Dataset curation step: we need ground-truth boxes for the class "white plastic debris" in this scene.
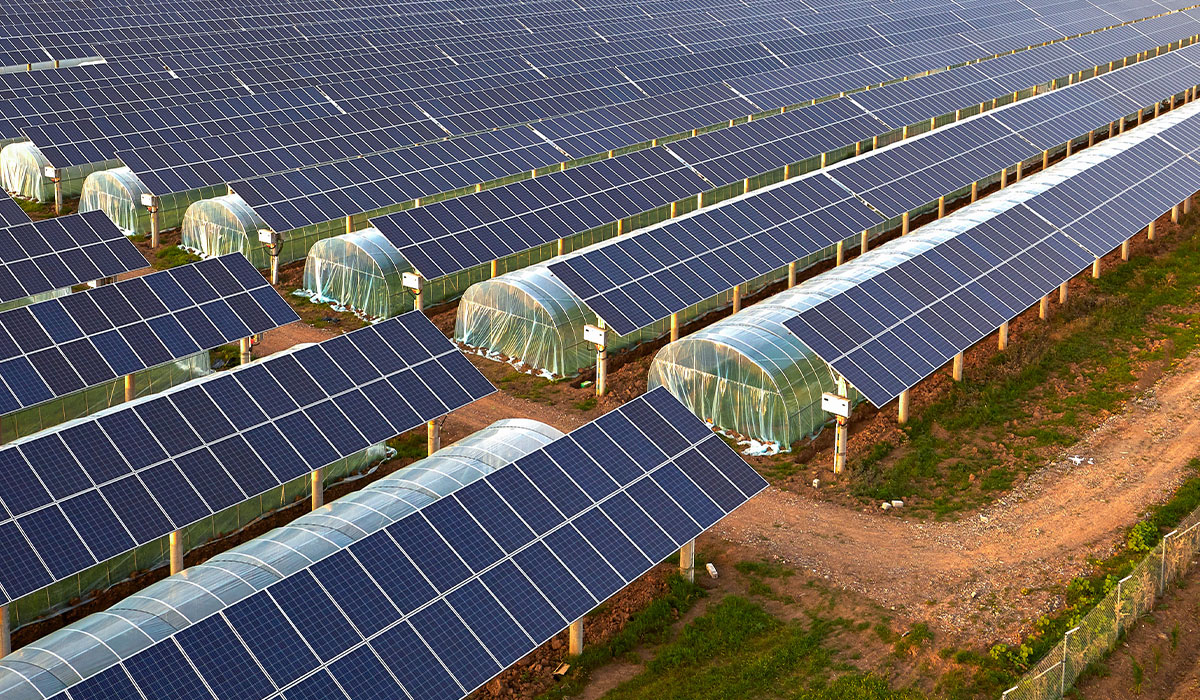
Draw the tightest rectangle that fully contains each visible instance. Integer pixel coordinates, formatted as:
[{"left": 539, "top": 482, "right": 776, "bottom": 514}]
[
  {"left": 706, "top": 562, "right": 719, "bottom": 579},
  {"left": 881, "top": 502, "right": 891, "bottom": 511},
  {"left": 739, "top": 439, "right": 780, "bottom": 456},
  {"left": 812, "top": 478, "right": 820, "bottom": 489},
  {"left": 891, "top": 500, "right": 904, "bottom": 508}
]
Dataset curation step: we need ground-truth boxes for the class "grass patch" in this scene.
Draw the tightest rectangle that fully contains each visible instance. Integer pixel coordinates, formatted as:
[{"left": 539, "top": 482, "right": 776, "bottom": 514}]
[
  {"left": 208, "top": 344, "right": 241, "bottom": 371},
  {"left": 536, "top": 575, "right": 703, "bottom": 700},
  {"left": 153, "top": 245, "right": 200, "bottom": 269},
  {"left": 386, "top": 430, "right": 427, "bottom": 460}
]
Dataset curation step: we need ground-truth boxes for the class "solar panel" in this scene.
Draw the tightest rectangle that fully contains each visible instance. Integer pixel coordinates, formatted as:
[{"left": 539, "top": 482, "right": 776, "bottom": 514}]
[
  {"left": 0, "top": 311, "right": 495, "bottom": 606},
  {"left": 548, "top": 173, "right": 885, "bottom": 336},
  {"left": 0, "top": 253, "right": 298, "bottom": 417},
  {"left": 782, "top": 204, "right": 1094, "bottom": 406},
  {"left": 0, "top": 210, "right": 149, "bottom": 305},
  {"left": 826, "top": 115, "right": 1041, "bottom": 218},
  {"left": 41, "top": 387, "right": 766, "bottom": 700}
]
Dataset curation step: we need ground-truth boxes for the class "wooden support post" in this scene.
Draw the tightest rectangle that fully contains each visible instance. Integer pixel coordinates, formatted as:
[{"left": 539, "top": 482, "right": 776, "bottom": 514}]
[
  {"left": 1121, "top": 240, "right": 1130, "bottom": 260},
  {"left": 169, "top": 529, "right": 184, "bottom": 575},
  {"left": 124, "top": 374, "right": 136, "bottom": 403},
  {"left": 1059, "top": 281, "right": 1069, "bottom": 304},
  {"left": 952, "top": 352, "right": 964, "bottom": 382},
  {"left": 1039, "top": 295, "right": 1049, "bottom": 320},
  {"left": 998, "top": 321, "right": 1009, "bottom": 350},
  {"left": 1092, "top": 258, "right": 1101, "bottom": 278},
  {"left": 569, "top": 620, "right": 584, "bottom": 656},
  {"left": 239, "top": 337, "right": 252, "bottom": 366},
  {"left": 679, "top": 540, "right": 695, "bottom": 582},
  {"left": 311, "top": 468, "right": 324, "bottom": 510},
  {"left": 901, "top": 212, "right": 910, "bottom": 235},
  {"left": 1148, "top": 220, "right": 1156, "bottom": 241},
  {"left": 787, "top": 262, "right": 797, "bottom": 288},
  {"left": 670, "top": 313, "right": 680, "bottom": 342},
  {"left": 897, "top": 389, "right": 910, "bottom": 425},
  {"left": 427, "top": 419, "right": 441, "bottom": 455},
  {"left": 937, "top": 196, "right": 946, "bottom": 218},
  {"left": 835, "top": 240, "right": 844, "bottom": 266},
  {"left": 732, "top": 284, "right": 743, "bottom": 313},
  {"left": 0, "top": 605, "right": 8, "bottom": 658}
]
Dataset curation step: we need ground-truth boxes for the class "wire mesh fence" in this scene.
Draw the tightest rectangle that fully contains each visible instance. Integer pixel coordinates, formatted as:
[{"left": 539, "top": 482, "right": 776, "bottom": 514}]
[{"left": 1002, "top": 507, "right": 1200, "bottom": 699}]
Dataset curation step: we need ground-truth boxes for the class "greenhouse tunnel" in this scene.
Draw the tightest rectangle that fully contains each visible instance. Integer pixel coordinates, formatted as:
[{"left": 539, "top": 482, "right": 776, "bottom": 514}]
[
  {"left": 183, "top": 193, "right": 348, "bottom": 269},
  {"left": 0, "top": 418, "right": 562, "bottom": 698},
  {"left": 644, "top": 112, "right": 1157, "bottom": 448},
  {"left": 78, "top": 166, "right": 218, "bottom": 236},
  {"left": 299, "top": 227, "right": 487, "bottom": 319},
  {"left": 0, "top": 142, "right": 108, "bottom": 204},
  {"left": 457, "top": 211, "right": 863, "bottom": 378}
]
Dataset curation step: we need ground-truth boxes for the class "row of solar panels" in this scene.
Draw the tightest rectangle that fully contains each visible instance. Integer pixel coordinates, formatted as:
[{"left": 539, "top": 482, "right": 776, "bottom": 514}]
[
  {"left": 230, "top": 9, "right": 1191, "bottom": 242},
  {"left": 1, "top": 0, "right": 1041, "bottom": 145},
  {"left": 0, "top": 386, "right": 764, "bottom": 700},
  {"left": 543, "top": 44, "right": 1200, "bottom": 337},
  {"left": 784, "top": 103, "right": 1200, "bottom": 406}
]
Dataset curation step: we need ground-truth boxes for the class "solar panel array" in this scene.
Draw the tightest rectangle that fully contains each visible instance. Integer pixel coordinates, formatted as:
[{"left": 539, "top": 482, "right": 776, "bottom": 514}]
[
  {"left": 0, "top": 210, "right": 148, "bottom": 305},
  {"left": 0, "top": 254, "right": 297, "bottom": 417},
  {"left": 43, "top": 387, "right": 766, "bottom": 700},
  {"left": 371, "top": 18, "right": 1200, "bottom": 286},
  {"left": 782, "top": 106, "right": 1200, "bottom": 407},
  {"left": 0, "top": 311, "right": 495, "bottom": 606},
  {"left": 548, "top": 43, "right": 1200, "bottom": 337}
]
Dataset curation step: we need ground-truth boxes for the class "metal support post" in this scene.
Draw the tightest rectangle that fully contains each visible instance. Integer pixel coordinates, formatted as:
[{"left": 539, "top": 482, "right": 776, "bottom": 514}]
[
  {"left": 860, "top": 229, "right": 868, "bottom": 255},
  {"left": 732, "top": 284, "right": 742, "bottom": 313},
  {"left": 1042, "top": 149, "right": 1049, "bottom": 169},
  {"left": 835, "top": 240, "right": 844, "bottom": 266},
  {"left": 594, "top": 321, "right": 607, "bottom": 397},
  {"left": 952, "top": 352, "right": 963, "bottom": 382},
  {"left": 1039, "top": 295, "right": 1049, "bottom": 319},
  {"left": 1000, "top": 167, "right": 1008, "bottom": 189},
  {"left": 1059, "top": 281, "right": 1069, "bottom": 304},
  {"left": 1121, "top": 239, "right": 1130, "bottom": 260},
  {"left": 427, "top": 419, "right": 441, "bottom": 455},
  {"left": 897, "top": 389, "right": 910, "bottom": 425},
  {"left": 679, "top": 540, "right": 695, "bottom": 583},
  {"left": 787, "top": 262, "right": 797, "bottom": 288},
  {"left": 670, "top": 313, "right": 680, "bottom": 342},
  {"left": 970, "top": 181, "right": 978, "bottom": 202},
  {"left": 169, "top": 529, "right": 184, "bottom": 575},
  {"left": 1148, "top": 220, "right": 1156, "bottom": 241},
  {"left": 52, "top": 175, "right": 63, "bottom": 215},
  {"left": 1172, "top": 204, "right": 1180, "bottom": 223},
  {"left": 901, "top": 212, "right": 910, "bottom": 235},
  {"left": 0, "top": 605, "right": 9, "bottom": 658},
  {"left": 124, "top": 374, "right": 136, "bottom": 402},
  {"left": 569, "top": 620, "right": 584, "bottom": 656},
  {"left": 149, "top": 204, "right": 160, "bottom": 249},
  {"left": 1092, "top": 258, "right": 1101, "bottom": 278},
  {"left": 490, "top": 259, "right": 498, "bottom": 278},
  {"left": 311, "top": 468, "right": 324, "bottom": 510},
  {"left": 998, "top": 321, "right": 1009, "bottom": 350},
  {"left": 239, "top": 337, "right": 252, "bottom": 365},
  {"left": 937, "top": 196, "right": 946, "bottom": 218}
]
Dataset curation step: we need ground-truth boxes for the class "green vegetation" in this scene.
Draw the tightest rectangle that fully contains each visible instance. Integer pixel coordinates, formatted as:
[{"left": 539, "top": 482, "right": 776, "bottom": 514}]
[
  {"left": 208, "top": 344, "right": 242, "bottom": 370},
  {"left": 592, "top": 595, "right": 925, "bottom": 700},
  {"left": 537, "top": 575, "right": 704, "bottom": 700},
  {"left": 386, "top": 430, "right": 428, "bottom": 460},
  {"left": 153, "top": 245, "right": 201, "bottom": 269},
  {"left": 850, "top": 225, "right": 1200, "bottom": 518}
]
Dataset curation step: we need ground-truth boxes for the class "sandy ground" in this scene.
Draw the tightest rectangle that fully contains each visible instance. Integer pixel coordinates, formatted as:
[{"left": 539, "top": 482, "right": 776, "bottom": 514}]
[{"left": 711, "top": 352, "right": 1200, "bottom": 644}]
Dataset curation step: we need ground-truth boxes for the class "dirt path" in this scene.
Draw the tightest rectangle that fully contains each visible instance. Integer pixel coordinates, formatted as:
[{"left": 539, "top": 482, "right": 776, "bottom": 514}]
[{"left": 710, "top": 352, "right": 1200, "bottom": 643}]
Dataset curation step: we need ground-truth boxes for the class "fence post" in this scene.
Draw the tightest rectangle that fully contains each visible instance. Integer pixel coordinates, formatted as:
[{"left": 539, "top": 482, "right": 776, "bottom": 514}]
[
  {"left": 1161, "top": 530, "right": 1177, "bottom": 593},
  {"left": 1061, "top": 627, "right": 1078, "bottom": 697}
]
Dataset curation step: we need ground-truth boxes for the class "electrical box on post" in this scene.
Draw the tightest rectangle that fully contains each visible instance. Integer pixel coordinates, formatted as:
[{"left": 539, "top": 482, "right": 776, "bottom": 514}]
[
  {"left": 821, "top": 392, "right": 851, "bottom": 418},
  {"left": 402, "top": 272, "right": 423, "bottom": 291},
  {"left": 583, "top": 324, "right": 606, "bottom": 348}
]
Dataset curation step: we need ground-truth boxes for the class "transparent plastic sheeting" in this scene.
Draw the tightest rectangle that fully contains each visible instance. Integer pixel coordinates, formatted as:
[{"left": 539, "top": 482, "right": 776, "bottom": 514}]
[
  {"left": 0, "top": 142, "right": 98, "bottom": 203},
  {"left": 181, "top": 193, "right": 341, "bottom": 268},
  {"left": 457, "top": 215, "right": 853, "bottom": 378},
  {"left": 301, "top": 228, "right": 412, "bottom": 320},
  {"left": 78, "top": 166, "right": 218, "bottom": 236},
  {"left": 0, "top": 419, "right": 562, "bottom": 698},
  {"left": 646, "top": 104, "right": 1181, "bottom": 449}
]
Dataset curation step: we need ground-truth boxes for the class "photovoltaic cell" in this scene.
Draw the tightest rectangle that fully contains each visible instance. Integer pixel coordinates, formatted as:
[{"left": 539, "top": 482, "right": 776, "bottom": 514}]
[
  {"left": 45, "top": 388, "right": 766, "bottom": 700},
  {"left": 0, "top": 311, "right": 494, "bottom": 605},
  {"left": 0, "top": 253, "right": 297, "bottom": 416}
]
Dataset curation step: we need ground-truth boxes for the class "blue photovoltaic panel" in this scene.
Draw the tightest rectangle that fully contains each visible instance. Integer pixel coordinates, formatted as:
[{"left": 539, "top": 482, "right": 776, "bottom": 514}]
[
  {"left": 0, "top": 253, "right": 297, "bottom": 416},
  {"left": 0, "top": 210, "right": 148, "bottom": 304},
  {"left": 0, "top": 311, "right": 494, "bottom": 605},
  {"left": 783, "top": 204, "right": 1094, "bottom": 407},
  {"left": 44, "top": 387, "right": 766, "bottom": 700},
  {"left": 548, "top": 172, "right": 885, "bottom": 335}
]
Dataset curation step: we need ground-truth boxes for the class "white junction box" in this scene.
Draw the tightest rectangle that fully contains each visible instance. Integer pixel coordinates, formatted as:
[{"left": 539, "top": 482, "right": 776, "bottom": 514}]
[
  {"left": 821, "top": 392, "right": 851, "bottom": 418},
  {"left": 402, "top": 272, "right": 424, "bottom": 291},
  {"left": 583, "top": 324, "right": 607, "bottom": 347}
]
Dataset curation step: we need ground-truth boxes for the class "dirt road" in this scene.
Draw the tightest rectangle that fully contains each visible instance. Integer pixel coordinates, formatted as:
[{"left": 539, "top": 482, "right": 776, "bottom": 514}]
[{"left": 710, "top": 352, "right": 1200, "bottom": 643}]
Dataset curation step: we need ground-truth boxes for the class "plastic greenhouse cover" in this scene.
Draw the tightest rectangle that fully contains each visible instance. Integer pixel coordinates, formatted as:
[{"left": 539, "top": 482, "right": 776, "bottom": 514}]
[{"left": 0, "top": 419, "right": 563, "bottom": 697}]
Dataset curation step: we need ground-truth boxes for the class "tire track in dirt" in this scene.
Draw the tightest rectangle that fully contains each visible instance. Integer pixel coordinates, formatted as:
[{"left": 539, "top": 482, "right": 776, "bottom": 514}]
[{"left": 710, "top": 353, "right": 1200, "bottom": 642}]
